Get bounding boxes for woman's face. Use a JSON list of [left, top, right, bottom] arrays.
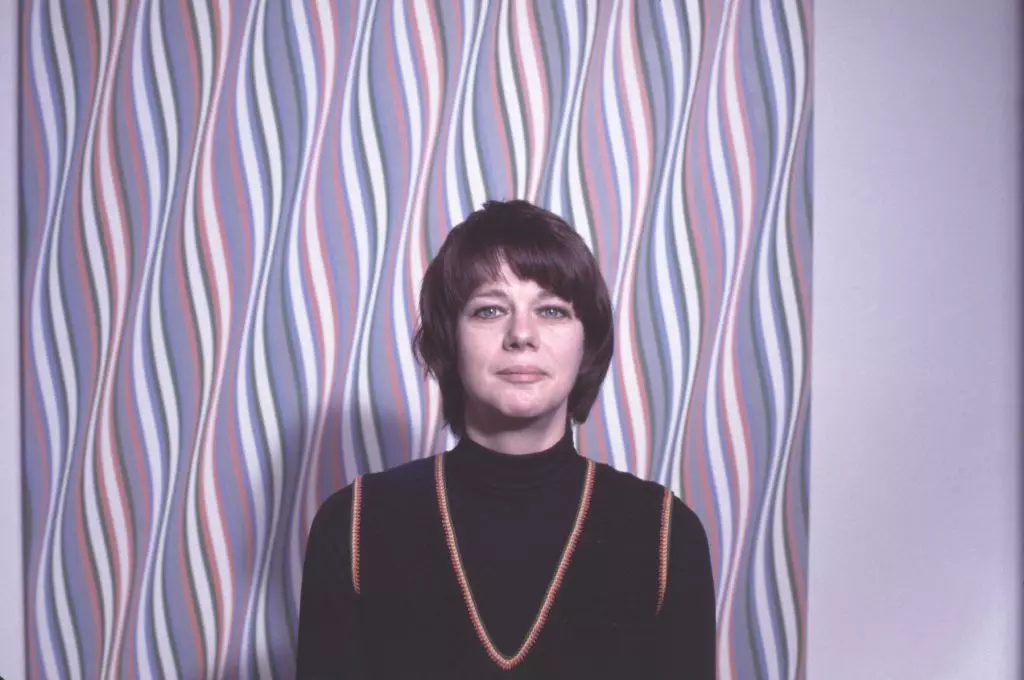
[[456, 261, 585, 431]]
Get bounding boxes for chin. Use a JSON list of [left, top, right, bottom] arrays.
[[464, 385, 572, 429], [493, 401, 566, 424], [496, 407, 549, 422]]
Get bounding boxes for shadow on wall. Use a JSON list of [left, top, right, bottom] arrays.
[[265, 401, 419, 677]]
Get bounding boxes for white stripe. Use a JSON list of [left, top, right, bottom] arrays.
[[548, 0, 582, 217], [751, 0, 795, 676], [94, 1, 133, 673], [598, 0, 631, 474], [297, 0, 341, 593], [298, 0, 338, 532], [460, 0, 490, 212], [602, 0, 631, 297], [404, 0, 445, 460], [128, 3, 171, 677], [773, 3, 810, 677], [497, 0, 526, 196], [650, 0, 688, 487], [442, 0, 468, 227], [353, 0, 387, 476], [719, 5, 761, 678], [391, 0, 424, 464], [233, 2, 271, 673], [750, 85, 787, 680], [29, 0, 81, 675], [177, 0, 220, 671], [197, 2, 235, 675], [701, 5, 740, 680], [250, 0, 288, 675], [514, 0, 546, 199], [615, 0, 652, 478], [565, 3, 598, 250], [444, 0, 478, 228], [147, 0, 184, 675], [76, 0, 118, 672], [670, 0, 705, 495], [721, 0, 755, 535], [284, 0, 325, 623], [338, 0, 376, 485]]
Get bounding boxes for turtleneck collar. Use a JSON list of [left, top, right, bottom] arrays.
[[445, 426, 583, 491]]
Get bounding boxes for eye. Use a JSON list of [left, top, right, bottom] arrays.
[[470, 305, 504, 319], [538, 305, 572, 319]]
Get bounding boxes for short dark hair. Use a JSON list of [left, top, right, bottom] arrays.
[[414, 199, 615, 438]]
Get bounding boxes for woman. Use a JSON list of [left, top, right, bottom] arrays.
[[297, 200, 716, 678]]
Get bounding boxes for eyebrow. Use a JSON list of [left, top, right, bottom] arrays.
[[467, 288, 564, 303], [468, 288, 510, 302]]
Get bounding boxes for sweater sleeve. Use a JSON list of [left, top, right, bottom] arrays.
[[296, 485, 366, 679], [655, 496, 717, 679]]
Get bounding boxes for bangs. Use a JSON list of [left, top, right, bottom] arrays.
[[442, 231, 593, 313]]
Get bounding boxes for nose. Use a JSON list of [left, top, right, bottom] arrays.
[[503, 311, 537, 350]]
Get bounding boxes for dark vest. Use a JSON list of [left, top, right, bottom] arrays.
[[353, 455, 670, 679]]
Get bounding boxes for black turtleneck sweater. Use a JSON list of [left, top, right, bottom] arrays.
[[296, 433, 716, 679]]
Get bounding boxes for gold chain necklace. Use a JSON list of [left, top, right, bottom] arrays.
[[434, 453, 596, 671]]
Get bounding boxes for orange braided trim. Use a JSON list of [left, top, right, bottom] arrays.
[[656, 488, 672, 615], [351, 476, 364, 596], [436, 454, 596, 671]]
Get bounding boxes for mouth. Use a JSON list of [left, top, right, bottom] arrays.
[[496, 367, 547, 383]]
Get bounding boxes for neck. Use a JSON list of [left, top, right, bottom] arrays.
[[463, 410, 570, 455]]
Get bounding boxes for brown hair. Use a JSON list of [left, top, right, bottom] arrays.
[[414, 199, 614, 437]]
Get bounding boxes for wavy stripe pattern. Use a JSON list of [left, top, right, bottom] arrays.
[[21, 1, 813, 678]]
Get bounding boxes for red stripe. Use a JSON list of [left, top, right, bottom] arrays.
[[621, 0, 656, 474], [223, 3, 258, 633], [486, 9, 515, 197], [22, 28, 50, 668], [304, 0, 342, 507], [68, 1, 105, 654], [174, 0, 207, 667], [116, 10, 155, 631], [199, 0, 237, 662], [381, 0, 412, 466], [22, 19, 53, 673]]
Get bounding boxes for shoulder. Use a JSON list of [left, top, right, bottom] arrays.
[[311, 456, 436, 524], [592, 459, 672, 507], [591, 461, 709, 543], [584, 461, 674, 544], [309, 482, 355, 535], [667, 494, 710, 548], [359, 455, 436, 496]]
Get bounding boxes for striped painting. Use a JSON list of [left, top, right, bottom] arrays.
[[20, 0, 812, 678]]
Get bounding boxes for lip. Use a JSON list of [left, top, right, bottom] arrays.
[[496, 366, 547, 376]]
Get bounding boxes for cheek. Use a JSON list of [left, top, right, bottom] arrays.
[[455, 327, 491, 383], [562, 328, 586, 368]]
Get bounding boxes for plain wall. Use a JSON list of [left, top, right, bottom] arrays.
[[809, 1, 1021, 679], [1, 0, 23, 676]]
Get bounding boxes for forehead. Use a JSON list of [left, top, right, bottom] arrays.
[[467, 262, 567, 299]]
